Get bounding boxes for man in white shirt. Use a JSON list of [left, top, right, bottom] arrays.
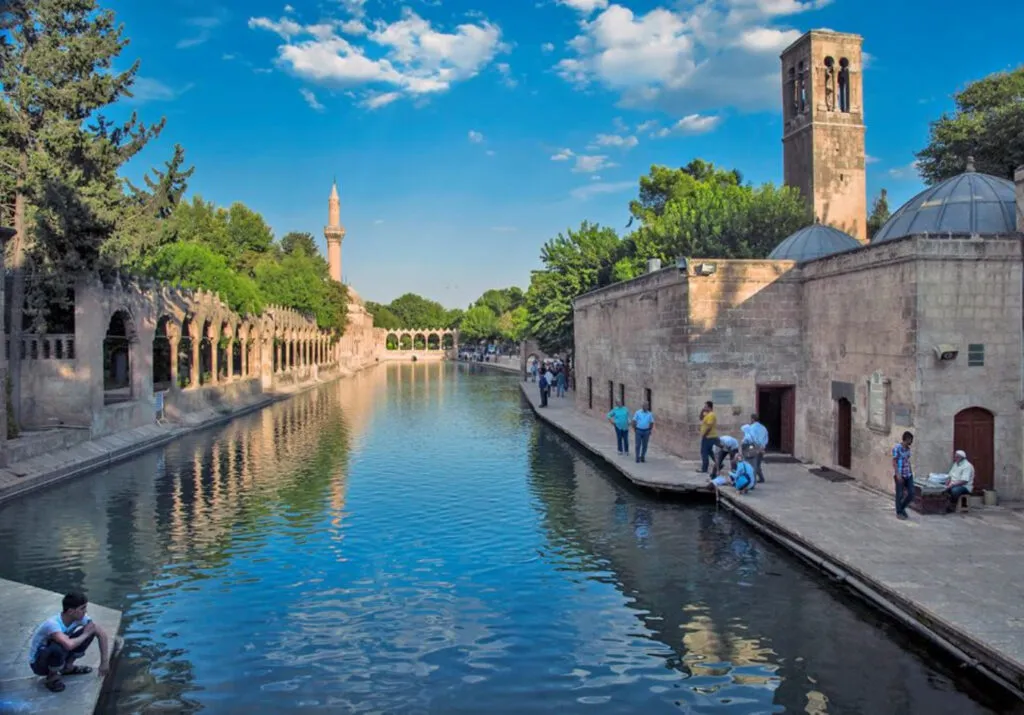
[[28, 592, 111, 693], [711, 435, 740, 477], [741, 414, 769, 483], [631, 403, 655, 463], [945, 449, 975, 512]]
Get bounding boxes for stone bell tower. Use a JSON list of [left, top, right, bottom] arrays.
[[781, 30, 868, 243], [324, 180, 345, 283]]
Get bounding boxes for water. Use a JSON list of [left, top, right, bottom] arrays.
[[0, 363, 1012, 714]]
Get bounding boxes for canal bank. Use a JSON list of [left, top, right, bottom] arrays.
[[0, 365, 375, 506], [520, 381, 1024, 701]]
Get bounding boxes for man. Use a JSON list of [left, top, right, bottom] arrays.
[[711, 435, 740, 477], [538, 371, 549, 408], [28, 592, 111, 693], [892, 431, 915, 520], [742, 414, 769, 483], [730, 454, 756, 494], [607, 400, 631, 456], [697, 401, 718, 473], [632, 402, 655, 463], [945, 449, 975, 512]]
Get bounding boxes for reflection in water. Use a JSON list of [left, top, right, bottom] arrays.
[[0, 364, 1010, 714]]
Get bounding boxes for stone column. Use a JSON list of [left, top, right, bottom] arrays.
[[210, 336, 219, 385], [190, 338, 200, 388], [169, 335, 180, 390], [226, 338, 234, 380]]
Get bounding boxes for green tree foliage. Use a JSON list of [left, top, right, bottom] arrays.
[[445, 308, 465, 328], [916, 67, 1024, 184], [867, 189, 891, 239], [525, 221, 627, 355], [365, 301, 404, 330], [629, 160, 810, 262], [281, 231, 320, 258], [253, 251, 347, 333], [147, 242, 264, 315], [460, 305, 498, 341], [388, 292, 449, 327]]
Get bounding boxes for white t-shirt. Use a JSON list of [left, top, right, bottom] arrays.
[[28, 614, 91, 664], [718, 435, 740, 451]]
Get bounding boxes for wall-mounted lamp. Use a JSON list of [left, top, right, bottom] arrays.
[[676, 257, 688, 272], [694, 262, 717, 276], [933, 344, 959, 361]]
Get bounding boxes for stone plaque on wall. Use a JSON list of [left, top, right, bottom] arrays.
[[711, 389, 734, 406], [893, 404, 913, 427], [867, 371, 890, 432]]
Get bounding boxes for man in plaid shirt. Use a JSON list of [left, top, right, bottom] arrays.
[[892, 431, 915, 519]]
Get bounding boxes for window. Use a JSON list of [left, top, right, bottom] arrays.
[[786, 67, 796, 118], [968, 344, 985, 367], [608, 380, 614, 410], [838, 58, 850, 112], [798, 61, 807, 113], [823, 56, 836, 111], [644, 388, 652, 411], [618, 383, 625, 406], [587, 377, 593, 409]]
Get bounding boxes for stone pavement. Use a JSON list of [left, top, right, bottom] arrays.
[[520, 382, 1024, 697], [0, 579, 121, 715]]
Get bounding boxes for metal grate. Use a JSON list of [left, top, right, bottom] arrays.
[[967, 344, 984, 367]]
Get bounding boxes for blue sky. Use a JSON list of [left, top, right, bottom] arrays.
[[108, 0, 1024, 308]]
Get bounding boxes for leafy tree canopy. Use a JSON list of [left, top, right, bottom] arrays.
[[147, 241, 264, 316], [387, 292, 450, 328], [916, 66, 1024, 183], [365, 301, 404, 330], [459, 305, 498, 341], [867, 189, 891, 240]]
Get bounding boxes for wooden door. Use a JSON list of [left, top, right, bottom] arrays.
[[837, 398, 852, 468], [780, 387, 796, 454], [954, 408, 994, 492]]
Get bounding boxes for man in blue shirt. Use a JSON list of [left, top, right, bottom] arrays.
[[28, 591, 111, 693], [607, 400, 631, 456], [632, 403, 654, 463], [730, 455, 756, 494], [711, 435, 740, 477], [742, 414, 769, 483], [892, 431, 915, 519]]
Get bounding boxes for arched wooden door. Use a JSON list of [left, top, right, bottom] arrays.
[[837, 398, 852, 469], [953, 407, 994, 492]]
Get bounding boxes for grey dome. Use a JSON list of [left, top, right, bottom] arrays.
[[769, 222, 861, 262], [872, 165, 1016, 243]]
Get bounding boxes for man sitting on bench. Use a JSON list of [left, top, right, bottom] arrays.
[[945, 449, 975, 513], [28, 591, 110, 692]]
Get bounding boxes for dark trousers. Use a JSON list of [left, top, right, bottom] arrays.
[[895, 475, 915, 516], [753, 449, 766, 482], [635, 428, 651, 461], [947, 484, 971, 508], [30, 627, 93, 676], [615, 427, 629, 454], [700, 437, 715, 472], [539, 386, 549, 407], [711, 448, 737, 477]]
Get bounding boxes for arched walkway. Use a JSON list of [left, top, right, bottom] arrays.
[[427, 333, 440, 351], [153, 316, 174, 391], [179, 317, 194, 388], [386, 333, 398, 350], [200, 319, 214, 385], [954, 407, 994, 492], [103, 310, 135, 404]]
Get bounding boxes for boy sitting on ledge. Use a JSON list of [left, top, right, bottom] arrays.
[[28, 591, 111, 692]]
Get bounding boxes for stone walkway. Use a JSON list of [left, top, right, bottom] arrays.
[[520, 382, 1024, 697], [0, 578, 121, 715]]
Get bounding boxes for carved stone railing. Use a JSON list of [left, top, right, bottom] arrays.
[[7, 334, 76, 361]]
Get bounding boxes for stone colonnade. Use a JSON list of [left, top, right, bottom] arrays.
[[383, 328, 458, 352]]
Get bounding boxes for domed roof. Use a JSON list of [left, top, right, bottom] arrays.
[[768, 222, 861, 262], [872, 159, 1017, 243]]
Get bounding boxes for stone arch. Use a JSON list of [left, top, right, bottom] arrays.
[[386, 332, 398, 350], [953, 407, 995, 493], [400, 333, 412, 351], [442, 333, 455, 350], [413, 332, 426, 350], [427, 333, 440, 351], [180, 315, 195, 388], [103, 308, 136, 404], [153, 314, 176, 390]]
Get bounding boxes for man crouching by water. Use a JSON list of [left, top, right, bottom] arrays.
[[28, 591, 110, 692], [710, 454, 756, 494]]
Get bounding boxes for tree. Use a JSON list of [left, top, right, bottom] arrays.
[[524, 221, 626, 355], [629, 162, 810, 262], [460, 305, 498, 341], [916, 66, 1024, 184], [281, 231, 319, 258], [254, 251, 347, 334], [0, 0, 164, 427], [388, 293, 448, 328], [147, 241, 264, 315], [867, 189, 890, 239], [365, 301, 403, 330]]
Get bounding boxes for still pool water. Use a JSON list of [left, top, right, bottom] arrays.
[[0, 363, 1012, 713]]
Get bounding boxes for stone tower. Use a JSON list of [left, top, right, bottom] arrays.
[[781, 30, 867, 243], [324, 180, 345, 283]]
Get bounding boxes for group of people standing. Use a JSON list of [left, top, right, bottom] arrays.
[[696, 401, 769, 494], [891, 431, 976, 519], [606, 401, 655, 463], [534, 360, 568, 407]]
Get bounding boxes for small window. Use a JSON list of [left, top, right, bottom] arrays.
[[644, 388, 652, 411], [587, 377, 593, 409], [618, 383, 625, 406], [968, 344, 985, 367], [608, 380, 614, 410]]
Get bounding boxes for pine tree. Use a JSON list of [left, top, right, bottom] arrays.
[[867, 189, 891, 240], [0, 0, 165, 427]]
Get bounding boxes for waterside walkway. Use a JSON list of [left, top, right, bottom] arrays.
[[0, 579, 121, 715], [520, 382, 1024, 699]]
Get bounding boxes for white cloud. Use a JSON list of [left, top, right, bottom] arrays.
[[125, 77, 194, 103], [653, 113, 722, 137], [888, 160, 920, 179], [551, 148, 574, 161], [592, 133, 638, 150], [250, 9, 506, 108], [862, 51, 874, 69], [342, 0, 367, 18], [468, 130, 484, 143], [866, 154, 879, 164], [374, 218, 385, 224], [555, 0, 832, 115], [541, 42, 555, 53], [636, 119, 660, 134], [496, 62, 517, 88], [557, 0, 610, 14], [340, 19, 369, 35], [570, 180, 634, 200], [177, 15, 225, 49], [300, 88, 325, 111], [573, 154, 615, 173], [222, 53, 236, 61], [284, 4, 295, 13]]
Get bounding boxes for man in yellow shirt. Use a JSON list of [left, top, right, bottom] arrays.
[[698, 401, 718, 473]]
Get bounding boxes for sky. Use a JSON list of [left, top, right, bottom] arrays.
[[106, 0, 1024, 309]]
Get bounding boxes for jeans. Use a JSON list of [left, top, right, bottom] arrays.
[[615, 427, 629, 454], [753, 449, 766, 482], [635, 428, 651, 462], [30, 626, 93, 676], [700, 437, 715, 472], [556, 384, 566, 398], [539, 387, 549, 407], [895, 475, 915, 516], [947, 484, 971, 508]]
